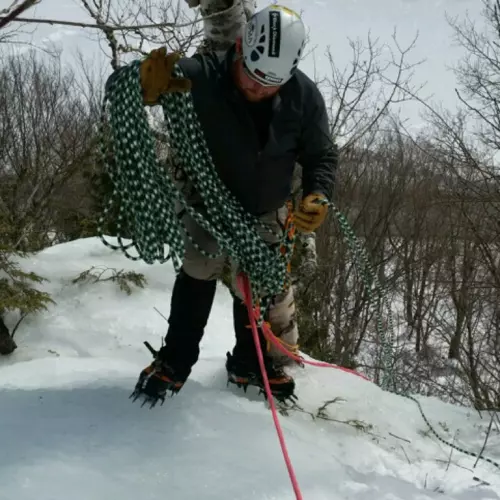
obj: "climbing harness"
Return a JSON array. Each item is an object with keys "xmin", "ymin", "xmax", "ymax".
[{"xmin": 98, "ymin": 59, "xmax": 499, "ymax": 500}]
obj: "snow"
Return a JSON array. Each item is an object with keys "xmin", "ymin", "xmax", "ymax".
[{"xmin": 1, "ymin": 237, "xmax": 499, "ymax": 500}]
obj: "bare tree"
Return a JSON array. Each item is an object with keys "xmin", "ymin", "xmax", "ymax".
[
  {"xmin": 0, "ymin": 48, "xmax": 102, "ymax": 251},
  {"xmin": 317, "ymin": 29, "xmax": 424, "ymax": 151},
  {"xmin": 292, "ymin": 25, "xmax": 423, "ymax": 368},
  {"xmin": 0, "ymin": 0, "xmax": 41, "ymax": 45},
  {"xmin": 79, "ymin": 0, "xmax": 204, "ymax": 69},
  {"xmin": 0, "ymin": 0, "xmax": 206, "ymax": 69},
  {"xmin": 447, "ymin": 0, "xmax": 500, "ymax": 151},
  {"xmin": 0, "ymin": 0, "xmax": 40, "ymax": 29},
  {"xmin": 295, "ymin": 124, "xmax": 411, "ymax": 369}
]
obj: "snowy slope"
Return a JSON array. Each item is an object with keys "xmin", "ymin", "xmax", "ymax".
[{"xmin": 0, "ymin": 238, "xmax": 499, "ymax": 500}]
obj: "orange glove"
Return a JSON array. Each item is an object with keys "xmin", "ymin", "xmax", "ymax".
[
  {"xmin": 294, "ymin": 193, "xmax": 329, "ymax": 233},
  {"xmin": 140, "ymin": 48, "xmax": 192, "ymax": 105}
]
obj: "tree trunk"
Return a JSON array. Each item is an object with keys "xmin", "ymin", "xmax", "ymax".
[{"xmin": 0, "ymin": 317, "xmax": 16, "ymax": 355}]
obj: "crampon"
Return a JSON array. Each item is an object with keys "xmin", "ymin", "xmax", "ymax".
[{"xmin": 129, "ymin": 341, "xmax": 185, "ymax": 409}]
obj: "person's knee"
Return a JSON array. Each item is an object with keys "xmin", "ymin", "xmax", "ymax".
[
  {"xmin": 183, "ymin": 256, "xmax": 225, "ymax": 281},
  {"xmin": 180, "ymin": 208, "xmax": 226, "ymax": 280}
]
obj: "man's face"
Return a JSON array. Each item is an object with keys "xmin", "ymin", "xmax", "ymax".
[{"xmin": 233, "ymin": 41, "xmax": 281, "ymax": 102}]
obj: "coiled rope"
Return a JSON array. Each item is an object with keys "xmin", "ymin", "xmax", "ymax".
[{"xmin": 98, "ymin": 59, "xmax": 293, "ymax": 315}]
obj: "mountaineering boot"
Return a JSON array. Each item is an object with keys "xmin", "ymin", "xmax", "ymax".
[
  {"xmin": 225, "ymin": 351, "xmax": 296, "ymax": 403},
  {"xmin": 226, "ymin": 298, "xmax": 296, "ymax": 402},
  {"xmin": 131, "ymin": 342, "xmax": 187, "ymax": 408},
  {"xmin": 131, "ymin": 268, "xmax": 217, "ymax": 408}
]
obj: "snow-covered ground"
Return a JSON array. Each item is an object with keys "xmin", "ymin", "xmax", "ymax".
[{"xmin": 1, "ymin": 238, "xmax": 499, "ymax": 500}]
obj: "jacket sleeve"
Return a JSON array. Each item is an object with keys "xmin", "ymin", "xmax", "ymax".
[{"xmin": 297, "ymin": 86, "xmax": 338, "ymax": 200}]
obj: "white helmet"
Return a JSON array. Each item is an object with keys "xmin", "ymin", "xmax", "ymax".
[{"xmin": 241, "ymin": 4, "xmax": 306, "ymax": 87}]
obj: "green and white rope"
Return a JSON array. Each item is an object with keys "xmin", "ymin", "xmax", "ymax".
[
  {"xmin": 327, "ymin": 203, "xmax": 396, "ymax": 390},
  {"xmin": 404, "ymin": 393, "xmax": 499, "ymax": 470},
  {"xmin": 323, "ymin": 205, "xmax": 499, "ymax": 470},
  {"xmin": 97, "ymin": 59, "xmax": 498, "ymax": 472},
  {"xmin": 98, "ymin": 59, "xmax": 291, "ymax": 313}
]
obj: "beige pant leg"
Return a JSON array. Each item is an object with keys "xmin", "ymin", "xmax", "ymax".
[
  {"xmin": 228, "ymin": 205, "xmax": 300, "ymax": 364},
  {"xmin": 228, "ymin": 204, "xmax": 288, "ymax": 299},
  {"xmin": 180, "ymin": 211, "xmax": 227, "ymax": 280},
  {"xmin": 173, "ymin": 176, "xmax": 226, "ymax": 281},
  {"xmin": 267, "ymin": 286, "xmax": 299, "ymax": 366}
]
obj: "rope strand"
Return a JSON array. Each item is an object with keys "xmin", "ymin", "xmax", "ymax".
[{"xmin": 239, "ymin": 274, "xmax": 304, "ymax": 500}]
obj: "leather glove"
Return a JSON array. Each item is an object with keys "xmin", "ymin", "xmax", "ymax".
[
  {"xmin": 294, "ymin": 193, "xmax": 329, "ymax": 233},
  {"xmin": 140, "ymin": 47, "xmax": 192, "ymax": 105}
]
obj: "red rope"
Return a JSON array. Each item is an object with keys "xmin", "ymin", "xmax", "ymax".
[
  {"xmin": 238, "ymin": 274, "xmax": 304, "ymax": 500},
  {"xmin": 245, "ymin": 289, "xmax": 372, "ymax": 383},
  {"xmin": 260, "ymin": 320, "xmax": 371, "ymax": 382},
  {"xmin": 237, "ymin": 274, "xmax": 373, "ymax": 500}
]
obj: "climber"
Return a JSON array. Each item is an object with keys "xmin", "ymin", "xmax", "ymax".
[
  {"xmin": 186, "ymin": 0, "xmax": 305, "ymax": 367},
  {"xmin": 131, "ymin": 4, "xmax": 338, "ymax": 406}
]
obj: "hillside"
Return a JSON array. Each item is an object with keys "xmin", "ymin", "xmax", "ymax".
[{"xmin": 0, "ymin": 238, "xmax": 498, "ymax": 500}]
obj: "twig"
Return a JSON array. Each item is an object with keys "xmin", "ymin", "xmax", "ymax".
[
  {"xmin": 154, "ymin": 307, "xmax": 169, "ymax": 324},
  {"xmin": 472, "ymin": 476, "xmax": 491, "ymax": 486},
  {"xmin": 445, "ymin": 432, "xmax": 456, "ymax": 472},
  {"xmin": 10, "ymin": 311, "xmax": 28, "ymax": 339},
  {"xmin": 0, "ymin": 2, "xmax": 240, "ymax": 32},
  {"xmin": 317, "ymin": 397, "xmax": 346, "ymax": 415},
  {"xmin": 0, "ymin": 15, "xmax": 189, "ymax": 30},
  {"xmin": 474, "ymin": 412, "xmax": 495, "ymax": 469},
  {"xmin": 0, "ymin": 0, "xmax": 39, "ymax": 29},
  {"xmin": 80, "ymin": 0, "xmax": 120, "ymax": 69},
  {"xmin": 282, "ymin": 402, "xmax": 383, "ymax": 438},
  {"xmin": 493, "ymin": 412, "xmax": 500, "ymax": 433},
  {"xmin": 436, "ymin": 459, "xmax": 472, "ymax": 472},
  {"xmin": 400, "ymin": 445, "xmax": 411, "ymax": 465},
  {"xmin": 389, "ymin": 432, "xmax": 411, "ymax": 444},
  {"xmin": 1, "ymin": 0, "xmax": 21, "ymax": 15}
]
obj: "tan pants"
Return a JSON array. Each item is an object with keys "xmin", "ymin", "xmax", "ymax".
[{"xmin": 176, "ymin": 198, "xmax": 299, "ymax": 365}]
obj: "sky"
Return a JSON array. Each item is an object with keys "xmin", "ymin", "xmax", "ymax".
[{"xmin": 2, "ymin": 0, "xmax": 486, "ymax": 126}]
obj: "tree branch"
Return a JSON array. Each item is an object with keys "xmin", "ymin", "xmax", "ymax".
[
  {"xmin": 473, "ymin": 411, "xmax": 495, "ymax": 468},
  {"xmin": 0, "ymin": 14, "xmax": 199, "ymax": 31},
  {"xmin": 0, "ymin": 1, "xmax": 239, "ymax": 33},
  {"xmin": 0, "ymin": 0, "xmax": 40, "ymax": 30}
]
